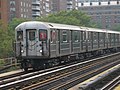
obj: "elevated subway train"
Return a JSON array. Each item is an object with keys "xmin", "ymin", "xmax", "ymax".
[{"xmin": 14, "ymin": 21, "xmax": 120, "ymax": 71}]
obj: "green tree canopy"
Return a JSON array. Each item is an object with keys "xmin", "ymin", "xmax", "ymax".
[
  {"xmin": 0, "ymin": 18, "xmax": 29, "ymax": 58},
  {"xmin": 0, "ymin": 21, "xmax": 13, "ymax": 58},
  {"xmin": 36, "ymin": 10, "xmax": 95, "ymax": 27},
  {"xmin": 111, "ymin": 24, "xmax": 120, "ymax": 31},
  {"xmin": 8, "ymin": 18, "xmax": 29, "ymax": 31}
]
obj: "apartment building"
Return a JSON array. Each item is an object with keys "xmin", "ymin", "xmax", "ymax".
[
  {"xmin": 78, "ymin": 0, "xmax": 118, "ymax": 2},
  {"xmin": 32, "ymin": 0, "xmax": 78, "ymax": 17},
  {"xmin": 0, "ymin": 0, "xmax": 8, "ymax": 26},
  {"xmin": 32, "ymin": 0, "xmax": 40, "ymax": 18},
  {"xmin": 0, "ymin": 0, "xmax": 32, "ymax": 26},
  {"xmin": 0, "ymin": 0, "xmax": 78, "ymax": 26},
  {"xmin": 78, "ymin": 1, "xmax": 120, "ymax": 29},
  {"xmin": 40, "ymin": 0, "xmax": 51, "ymax": 16},
  {"xmin": 51, "ymin": 0, "xmax": 78, "ymax": 13}
]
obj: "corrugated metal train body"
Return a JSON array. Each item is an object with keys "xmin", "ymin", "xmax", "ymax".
[{"xmin": 14, "ymin": 21, "xmax": 120, "ymax": 71}]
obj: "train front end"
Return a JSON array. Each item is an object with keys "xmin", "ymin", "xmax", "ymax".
[{"xmin": 14, "ymin": 21, "xmax": 49, "ymax": 71}]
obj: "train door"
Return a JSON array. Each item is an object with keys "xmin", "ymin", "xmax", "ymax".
[
  {"xmin": 56, "ymin": 29, "xmax": 60, "ymax": 56},
  {"xmin": 26, "ymin": 29, "xmax": 37, "ymax": 56},
  {"xmin": 50, "ymin": 29, "xmax": 57, "ymax": 57},
  {"xmin": 81, "ymin": 31, "xmax": 86, "ymax": 51},
  {"xmin": 39, "ymin": 29, "xmax": 48, "ymax": 56},
  {"xmin": 71, "ymin": 30, "xmax": 73, "ymax": 53}
]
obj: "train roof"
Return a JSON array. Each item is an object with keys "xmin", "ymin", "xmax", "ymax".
[
  {"xmin": 15, "ymin": 21, "xmax": 85, "ymax": 31},
  {"xmin": 107, "ymin": 30, "xmax": 120, "ymax": 34},
  {"xmin": 44, "ymin": 22, "xmax": 83, "ymax": 30},
  {"xmin": 15, "ymin": 21, "xmax": 120, "ymax": 34}
]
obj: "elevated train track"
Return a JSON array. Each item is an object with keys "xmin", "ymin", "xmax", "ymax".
[
  {"xmin": 0, "ymin": 52, "xmax": 120, "ymax": 90},
  {"xmin": 69, "ymin": 63, "xmax": 120, "ymax": 90}
]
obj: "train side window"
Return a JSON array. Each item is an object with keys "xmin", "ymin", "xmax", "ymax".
[
  {"xmin": 93, "ymin": 32, "xmax": 97, "ymax": 41},
  {"xmin": 39, "ymin": 29, "xmax": 47, "ymax": 41},
  {"xmin": 88, "ymin": 32, "xmax": 91, "ymax": 41},
  {"xmin": 73, "ymin": 31, "xmax": 79, "ymax": 42},
  {"xmin": 29, "ymin": 31, "xmax": 35, "ymax": 41},
  {"xmin": 108, "ymin": 33, "xmax": 111, "ymax": 42},
  {"xmin": 62, "ymin": 30, "xmax": 67, "ymax": 43},
  {"xmin": 82, "ymin": 31, "xmax": 86, "ymax": 41},
  {"xmin": 115, "ymin": 34, "xmax": 118, "ymax": 42},
  {"xmin": 17, "ymin": 31, "xmax": 23, "ymax": 41},
  {"xmin": 111, "ymin": 34, "xmax": 114, "ymax": 42},
  {"xmin": 50, "ymin": 29, "xmax": 56, "ymax": 43}
]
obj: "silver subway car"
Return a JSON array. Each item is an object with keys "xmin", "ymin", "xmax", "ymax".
[{"xmin": 14, "ymin": 21, "xmax": 120, "ymax": 71}]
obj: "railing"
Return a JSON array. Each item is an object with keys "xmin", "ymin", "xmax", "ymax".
[{"xmin": 0, "ymin": 57, "xmax": 20, "ymax": 73}]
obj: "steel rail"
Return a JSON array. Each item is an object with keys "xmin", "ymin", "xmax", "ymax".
[
  {"xmin": 0, "ymin": 52, "xmax": 120, "ymax": 89},
  {"xmin": 0, "ymin": 64, "xmax": 69, "ymax": 85},
  {"xmin": 23, "ymin": 53, "xmax": 120, "ymax": 90},
  {"xmin": 43, "ymin": 60, "xmax": 120, "ymax": 90},
  {"xmin": 101, "ymin": 74, "xmax": 120, "ymax": 90},
  {"xmin": 22, "ymin": 58, "xmax": 105, "ymax": 90}
]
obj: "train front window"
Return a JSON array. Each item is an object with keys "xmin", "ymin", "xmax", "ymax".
[
  {"xmin": 17, "ymin": 31, "xmax": 23, "ymax": 41},
  {"xmin": 39, "ymin": 29, "xmax": 47, "ymax": 41},
  {"xmin": 29, "ymin": 31, "xmax": 35, "ymax": 41}
]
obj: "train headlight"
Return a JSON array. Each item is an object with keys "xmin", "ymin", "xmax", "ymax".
[
  {"xmin": 21, "ymin": 50, "xmax": 24, "ymax": 53},
  {"xmin": 40, "ymin": 50, "xmax": 42, "ymax": 53}
]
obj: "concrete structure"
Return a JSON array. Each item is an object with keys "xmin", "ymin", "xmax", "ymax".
[
  {"xmin": 0, "ymin": 0, "xmax": 32, "ymax": 26},
  {"xmin": 78, "ymin": 1, "xmax": 120, "ymax": 29}
]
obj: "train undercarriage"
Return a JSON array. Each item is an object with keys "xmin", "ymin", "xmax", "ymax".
[{"xmin": 19, "ymin": 47, "xmax": 119, "ymax": 71}]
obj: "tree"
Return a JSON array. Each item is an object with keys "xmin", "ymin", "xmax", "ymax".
[
  {"xmin": 8, "ymin": 18, "xmax": 29, "ymax": 32},
  {"xmin": 0, "ymin": 18, "xmax": 29, "ymax": 58},
  {"xmin": 0, "ymin": 20, "xmax": 12, "ymax": 58},
  {"xmin": 111, "ymin": 24, "xmax": 120, "ymax": 31},
  {"xmin": 36, "ymin": 10, "xmax": 96, "ymax": 27}
]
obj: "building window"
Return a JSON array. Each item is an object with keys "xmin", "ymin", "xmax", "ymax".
[
  {"xmin": 10, "ymin": 1, "xmax": 15, "ymax": 6},
  {"xmin": 21, "ymin": 2, "xmax": 22, "ymax": 6},
  {"xmin": 21, "ymin": 14, "xmax": 23, "ymax": 17},
  {"xmin": 24, "ymin": 2, "xmax": 26, "ymax": 7},
  {"xmin": 10, "ymin": 8, "xmax": 16, "ymax": 12}
]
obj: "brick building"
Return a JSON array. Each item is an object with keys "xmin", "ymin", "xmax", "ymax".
[
  {"xmin": 78, "ymin": 1, "xmax": 120, "ymax": 29},
  {"xmin": 0, "ymin": 0, "xmax": 79, "ymax": 25},
  {"xmin": 32, "ymin": 0, "xmax": 78, "ymax": 17},
  {"xmin": 40, "ymin": 0, "xmax": 52, "ymax": 16},
  {"xmin": 51, "ymin": 0, "xmax": 78, "ymax": 13},
  {"xmin": 0, "ymin": 0, "xmax": 8, "ymax": 26},
  {"xmin": 0, "ymin": 0, "xmax": 32, "ymax": 26}
]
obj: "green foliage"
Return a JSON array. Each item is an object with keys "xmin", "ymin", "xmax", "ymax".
[
  {"xmin": 0, "ymin": 18, "xmax": 29, "ymax": 58},
  {"xmin": 8, "ymin": 18, "xmax": 29, "ymax": 30},
  {"xmin": 36, "ymin": 10, "xmax": 95, "ymax": 27},
  {"xmin": 0, "ymin": 28, "xmax": 13, "ymax": 58},
  {"xmin": 111, "ymin": 24, "xmax": 120, "ymax": 31},
  {"xmin": 0, "ymin": 59, "xmax": 4, "ymax": 66}
]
